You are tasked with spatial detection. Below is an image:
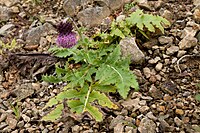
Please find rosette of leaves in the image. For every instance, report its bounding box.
[42,38,139,122]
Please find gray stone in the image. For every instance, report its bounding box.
[108,0,124,11]
[5,116,17,129]
[0,6,12,21]
[25,23,56,45]
[22,114,30,122]
[110,115,125,129]
[194,9,200,22]
[137,0,151,11]
[42,128,49,133]
[72,125,81,133]
[77,6,110,27]
[177,50,186,57]
[166,46,179,55]
[159,120,174,132]
[0,24,15,35]
[149,84,163,99]
[120,37,145,64]
[148,57,161,64]
[160,9,174,24]
[143,67,151,78]
[155,62,163,71]
[0,122,7,130]
[174,117,183,127]
[138,117,156,133]
[114,123,124,133]
[158,36,174,45]
[121,98,141,111]
[63,0,81,17]
[146,112,157,121]
[139,106,150,114]
[116,15,126,22]
[139,100,146,106]
[17,121,24,128]
[178,35,198,49]
[0,113,7,122]
[181,27,199,39]
[193,0,200,6]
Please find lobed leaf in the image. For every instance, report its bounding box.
[42,104,63,121]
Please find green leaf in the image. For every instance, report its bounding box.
[92,84,117,93]
[67,100,84,113]
[111,28,125,38]
[89,90,118,109]
[42,75,62,83]
[68,100,103,121]
[96,64,139,99]
[126,9,170,34]
[42,104,63,121]
[106,45,121,65]
[85,103,103,122]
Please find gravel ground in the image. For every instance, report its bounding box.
[0,0,200,133]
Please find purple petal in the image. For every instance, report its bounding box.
[56,32,77,48]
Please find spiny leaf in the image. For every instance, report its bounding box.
[42,104,63,121]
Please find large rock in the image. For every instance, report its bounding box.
[77,6,110,27]
[119,37,145,65]
[0,6,12,21]
[25,23,56,45]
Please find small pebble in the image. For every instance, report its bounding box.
[175,109,184,115]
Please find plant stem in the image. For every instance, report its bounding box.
[83,83,92,112]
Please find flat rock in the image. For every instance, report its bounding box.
[119,37,145,65]
[77,6,110,27]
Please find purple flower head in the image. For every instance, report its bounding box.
[56,20,77,48]
[56,32,77,48]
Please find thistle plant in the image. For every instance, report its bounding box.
[42,10,169,122]
[42,17,139,122]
